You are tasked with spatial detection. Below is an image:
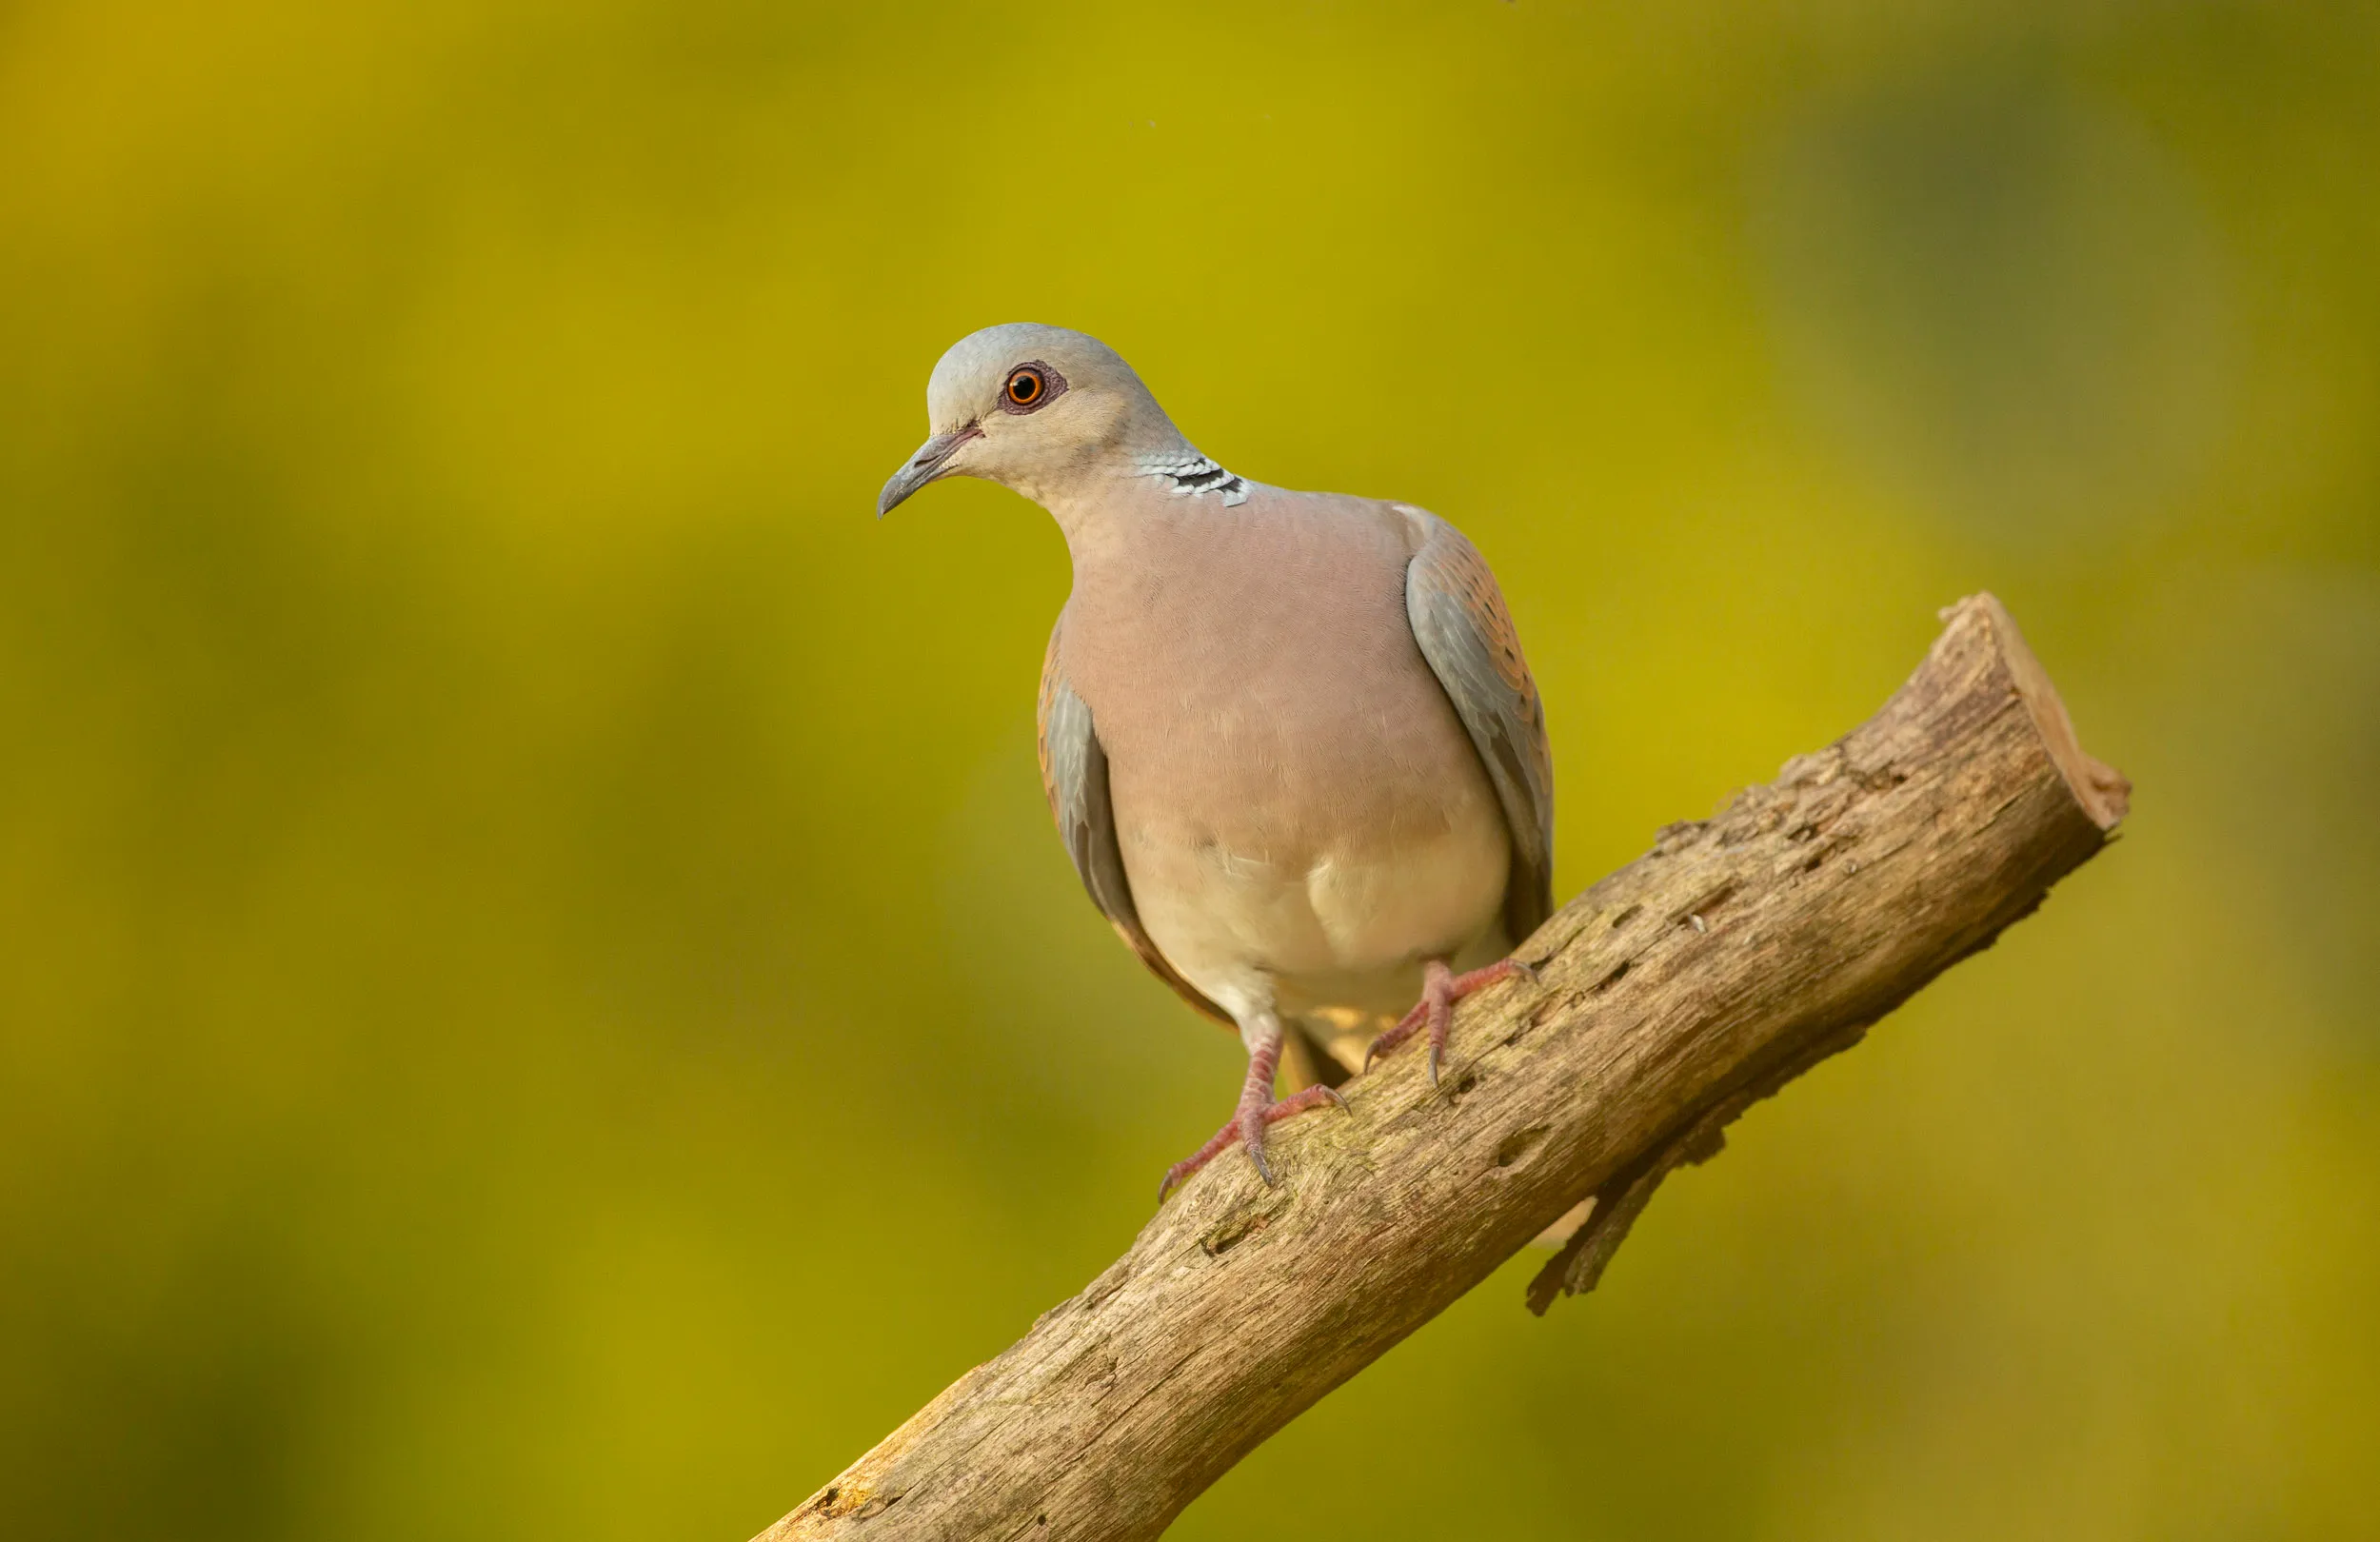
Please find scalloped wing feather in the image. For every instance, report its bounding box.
[1402,515,1557,941]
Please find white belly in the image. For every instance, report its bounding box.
[1125,791,1513,1033]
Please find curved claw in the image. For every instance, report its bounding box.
[1158,1081,1348,1202]
[1157,1163,1191,1203]
[1362,1001,1429,1076]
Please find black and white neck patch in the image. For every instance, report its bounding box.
[1136,451,1252,506]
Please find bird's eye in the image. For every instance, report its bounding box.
[995,360,1066,415]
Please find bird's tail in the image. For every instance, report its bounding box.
[1279,1017,1373,1094]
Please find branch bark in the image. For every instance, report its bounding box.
[759,593,2131,1542]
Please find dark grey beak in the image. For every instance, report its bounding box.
[877,424,983,517]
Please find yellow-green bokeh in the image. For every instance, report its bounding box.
[3,3,2374,1537]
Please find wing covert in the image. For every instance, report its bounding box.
[1401,513,1557,941]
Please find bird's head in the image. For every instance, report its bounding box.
[876,323,1186,516]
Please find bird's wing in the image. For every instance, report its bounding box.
[1403,512,1557,941]
[1038,613,1234,1026]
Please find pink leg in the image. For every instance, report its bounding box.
[1364,956,1536,1086]
[1159,1022,1349,1200]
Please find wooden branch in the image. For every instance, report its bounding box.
[758,594,2130,1542]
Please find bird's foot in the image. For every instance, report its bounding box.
[1158,1082,1348,1201]
[1364,956,1536,1087]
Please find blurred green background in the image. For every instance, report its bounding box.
[3,1,2374,1537]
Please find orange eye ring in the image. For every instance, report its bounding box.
[997,361,1064,414]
